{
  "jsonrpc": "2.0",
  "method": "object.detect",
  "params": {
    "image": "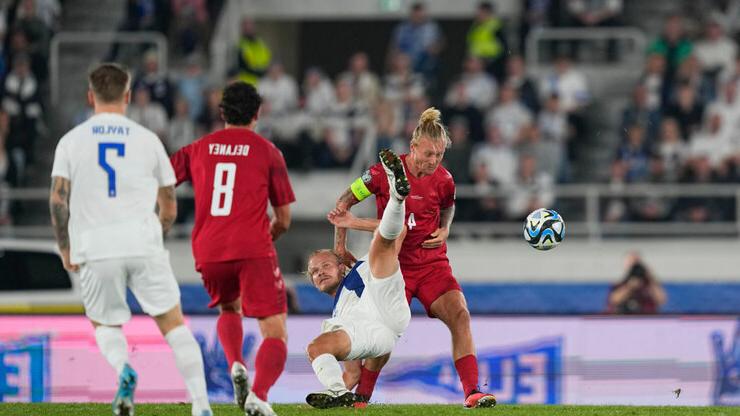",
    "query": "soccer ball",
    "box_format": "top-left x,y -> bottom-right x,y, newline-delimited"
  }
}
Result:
523,208 -> 565,251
